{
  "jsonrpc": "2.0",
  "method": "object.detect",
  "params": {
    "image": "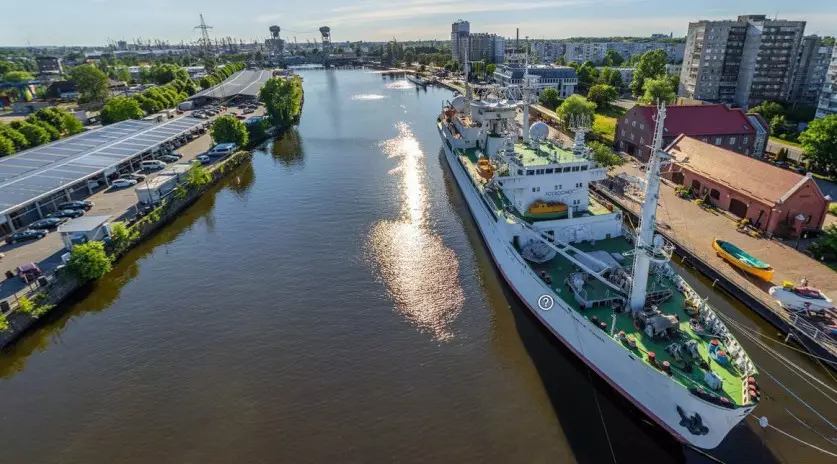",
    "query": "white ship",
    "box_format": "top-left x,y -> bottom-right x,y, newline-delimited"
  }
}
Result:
437,61 -> 759,449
